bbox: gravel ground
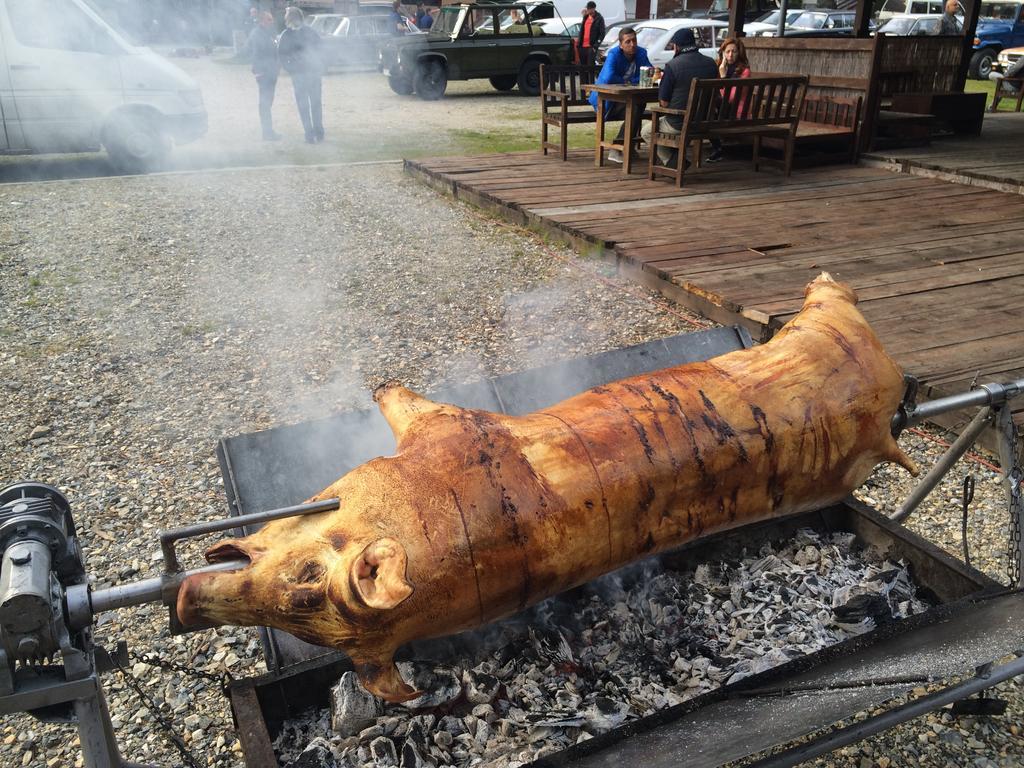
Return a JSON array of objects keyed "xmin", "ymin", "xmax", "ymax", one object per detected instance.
[{"xmin": 1, "ymin": 158, "xmax": 1022, "ymax": 766}]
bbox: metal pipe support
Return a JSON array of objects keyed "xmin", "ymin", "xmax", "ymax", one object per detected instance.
[
  {"xmin": 891, "ymin": 406, "xmax": 993, "ymax": 524},
  {"xmin": 896, "ymin": 377, "xmax": 1024, "ymax": 432},
  {"xmin": 747, "ymin": 653, "xmax": 1024, "ymax": 768}
]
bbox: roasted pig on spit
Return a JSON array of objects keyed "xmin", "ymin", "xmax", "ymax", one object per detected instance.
[{"xmin": 178, "ymin": 273, "xmax": 917, "ymax": 701}]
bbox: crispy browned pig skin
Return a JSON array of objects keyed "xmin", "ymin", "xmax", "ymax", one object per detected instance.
[{"xmin": 177, "ymin": 273, "xmax": 917, "ymax": 702}]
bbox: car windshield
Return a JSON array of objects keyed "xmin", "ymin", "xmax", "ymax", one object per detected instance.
[
  {"xmin": 634, "ymin": 25, "xmax": 666, "ymax": 49},
  {"xmin": 878, "ymin": 16, "xmax": 916, "ymax": 32},
  {"xmin": 881, "ymin": 0, "xmax": 908, "ymax": 10},
  {"xmin": 709, "ymin": 0, "xmax": 729, "ymax": 11},
  {"xmin": 791, "ymin": 11, "xmax": 827, "ymax": 28},
  {"xmin": 430, "ymin": 6, "xmax": 462, "ymax": 36},
  {"xmin": 979, "ymin": 0, "xmax": 1020, "ymax": 17}
]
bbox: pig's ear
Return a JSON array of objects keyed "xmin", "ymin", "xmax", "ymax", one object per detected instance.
[
  {"xmin": 373, "ymin": 382, "xmax": 450, "ymax": 444},
  {"xmin": 351, "ymin": 537, "xmax": 413, "ymax": 610}
]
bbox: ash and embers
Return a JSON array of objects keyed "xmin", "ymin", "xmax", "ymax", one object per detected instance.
[{"xmin": 275, "ymin": 528, "xmax": 929, "ymax": 768}]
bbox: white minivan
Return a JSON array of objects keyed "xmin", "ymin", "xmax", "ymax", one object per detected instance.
[{"xmin": 0, "ymin": 0, "xmax": 207, "ymax": 171}]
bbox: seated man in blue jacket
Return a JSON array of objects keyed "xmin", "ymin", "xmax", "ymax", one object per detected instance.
[{"xmin": 589, "ymin": 27, "xmax": 652, "ymax": 163}]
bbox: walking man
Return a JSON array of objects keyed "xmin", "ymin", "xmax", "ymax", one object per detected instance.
[
  {"xmin": 279, "ymin": 6, "xmax": 325, "ymax": 143},
  {"xmin": 578, "ymin": 1, "xmax": 606, "ymax": 67},
  {"xmin": 248, "ymin": 11, "xmax": 281, "ymax": 141}
]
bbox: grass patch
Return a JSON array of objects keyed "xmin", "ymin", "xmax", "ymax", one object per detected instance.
[{"xmin": 448, "ymin": 127, "xmax": 538, "ymax": 154}]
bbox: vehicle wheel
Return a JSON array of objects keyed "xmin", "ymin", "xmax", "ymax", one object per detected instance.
[
  {"xmin": 414, "ymin": 61, "xmax": 447, "ymax": 100},
  {"xmin": 969, "ymin": 48, "xmax": 995, "ymax": 80},
  {"xmin": 489, "ymin": 75, "xmax": 517, "ymax": 91},
  {"xmin": 104, "ymin": 112, "xmax": 170, "ymax": 173},
  {"xmin": 517, "ymin": 59, "xmax": 543, "ymax": 97},
  {"xmin": 388, "ymin": 74, "xmax": 414, "ymax": 95}
]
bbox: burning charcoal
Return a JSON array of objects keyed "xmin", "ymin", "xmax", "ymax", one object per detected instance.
[
  {"xmin": 400, "ymin": 739, "xmax": 434, "ymax": 768},
  {"xmin": 437, "ymin": 714, "xmax": 466, "ymax": 736},
  {"xmin": 286, "ymin": 738, "xmax": 338, "ymax": 768},
  {"xmin": 433, "ymin": 730, "xmax": 453, "ymax": 749},
  {"xmin": 464, "ymin": 669, "xmax": 502, "ymax": 704},
  {"xmin": 330, "ymin": 672, "xmax": 383, "ymax": 738},
  {"xmin": 369, "ymin": 735, "xmax": 398, "ymax": 764},
  {"xmin": 471, "ymin": 703, "xmax": 496, "ymax": 722},
  {"xmin": 397, "ymin": 663, "xmax": 463, "ymax": 710},
  {"xmin": 581, "ymin": 697, "xmax": 630, "ymax": 731}
]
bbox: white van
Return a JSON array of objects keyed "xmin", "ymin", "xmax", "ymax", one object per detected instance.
[
  {"xmin": 878, "ymin": 0, "xmax": 946, "ymax": 22},
  {"xmin": 0, "ymin": 0, "xmax": 207, "ymax": 172},
  {"xmin": 522, "ymin": 0, "xmax": 626, "ymax": 29}
]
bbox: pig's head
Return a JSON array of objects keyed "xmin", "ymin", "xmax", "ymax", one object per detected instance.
[{"xmin": 176, "ymin": 458, "xmax": 453, "ymax": 702}]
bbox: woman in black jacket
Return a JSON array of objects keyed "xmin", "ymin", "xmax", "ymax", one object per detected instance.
[{"xmin": 278, "ymin": 7, "xmax": 325, "ymax": 143}]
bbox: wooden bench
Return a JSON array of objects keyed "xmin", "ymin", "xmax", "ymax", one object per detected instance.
[
  {"xmin": 991, "ymin": 75, "xmax": 1024, "ymax": 112},
  {"xmin": 648, "ymin": 75, "xmax": 807, "ymax": 187},
  {"xmin": 762, "ymin": 95, "xmax": 862, "ymax": 164},
  {"xmin": 540, "ymin": 64, "xmax": 601, "ymax": 161}
]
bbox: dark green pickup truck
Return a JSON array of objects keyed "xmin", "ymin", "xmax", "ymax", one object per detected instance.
[{"xmin": 379, "ymin": 2, "xmax": 574, "ymax": 99}]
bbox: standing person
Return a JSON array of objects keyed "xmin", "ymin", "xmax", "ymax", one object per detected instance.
[
  {"xmin": 641, "ymin": 28, "xmax": 717, "ymax": 168},
  {"xmin": 389, "ymin": 0, "xmax": 407, "ymax": 34},
  {"xmin": 419, "ymin": 7, "xmax": 434, "ymax": 30},
  {"xmin": 578, "ymin": 1, "xmax": 606, "ymax": 67},
  {"xmin": 278, "ymin": 6, "xmax": 325, "ymax": 143},
  {"xmin": 589, "ymin": 27, "xmax": 652, "ymax": 163},
  {"xmin": 935, "ymin": 0, "xmax": 962, "ymax": 34},
  {"xmin": 707, "ymin": 36, "xmax": 750, "ymax": 162},
  {"xmin": 247, "ymin": 11, "xmax": 281, "ymax": 141}
]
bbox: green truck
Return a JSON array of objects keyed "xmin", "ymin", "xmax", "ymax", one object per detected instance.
[{"xmin": 379, "ymin": 2, "xmax": 575, "ymax": 99}]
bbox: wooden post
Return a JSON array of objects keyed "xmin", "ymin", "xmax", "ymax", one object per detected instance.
[
  {"xmin": 729, "ymin": 0, "xmax": 746, "ymax": 38},
  {"xmin": 859, "ymin": 33, "xmax": 886, "ymax": 154},
  {"xmin": 853, "ymin": 0, "xmax": 873, "ymax": 37},
  {"xmin": 955, "ymin": 0, "xmax": 982, "ymax": 91}
]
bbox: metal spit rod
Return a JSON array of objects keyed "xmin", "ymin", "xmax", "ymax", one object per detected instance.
[
  {"xmin": 159, "ymin": 497, "xmax": 340, "ymax": 573},
  {"xmin": 65, "ymin": 498, "xmax": 342, "ymax": 629},
  {"xmin": 894, "ymin": 377, "xmax": 1024, "ymax": 433}
]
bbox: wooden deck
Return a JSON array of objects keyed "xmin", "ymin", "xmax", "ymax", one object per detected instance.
[
  {"xmin": 863, "ymin": 112, "xmax": 1024, "ymax": 194},
  {"xmin": 407, "ymin": 149, "xmax": 1024, "ymax": 432}
]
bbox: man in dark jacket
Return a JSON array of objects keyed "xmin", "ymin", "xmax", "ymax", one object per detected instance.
[
  {"xmin": 279, "ymin": 6, "xmax": 325, "ymax": 143},
  {"xmin": 578, "ymin": 2, "xmax": 606, "ymax": 67},
  {"xmin": 248, "ymin": 11, "xmax": 281, "ymax": 141},
  {"xmin": 643, "ymin": 27, "xmax": 717, "ymax": 166}
]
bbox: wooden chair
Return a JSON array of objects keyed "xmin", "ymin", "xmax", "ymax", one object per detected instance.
[
  {"xmin": 991, "ymin": 75, "xmax": 1024, "ymax": 112},
  {"xmin": 540, "ymin": 63, "xmax": 601, "ymax": 161},
  {"xmin": 648, "ymin": 75, "xmax": 808, "ymax": 187}
]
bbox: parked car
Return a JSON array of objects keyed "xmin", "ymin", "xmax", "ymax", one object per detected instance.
[
  {"xmin": 876, "ymin": 13, "xmax": 944, "ymax": 35},
  {"xmin": 878, "ymin": 0, "xmax": 946, "ymax": 22},
  {"xmin": 0, "ymin": 0, "xmax": 206, "ymax": 171},
  {"xmin": 971, "ymin": 0, "xmax": 1024, "ymax": 78},
  {"xmin": 668, "ymin": 0, "xmax": 779, "ymax": 26},
  {"xmin": 533, "ymin": 17, "xmax": 583, "ymax": 62},
  {"xmin": 744, "ymin": 8, "xmax": 803, "ymax": 36},
  {"xmin": 757, "ymin": 9, "xmax": 858, "ymax": 35},
  {"xmin": 993, "ymin": 43, "xmax": 1024, "ymax": 71},
  {"xmin": 518, "ymin": 0, "xmax": 626, "ymax": 26},
  {"xmin": 321, "ymin": 14, "xmax": 421, "ymax": 69},
  {"xmin": 596, "ymin": 19, "xmax": 650, "ymax": 62},
  {"xmin": 307, "ymin": 13, "xmax": 346, "ymax": 35},
  {"xmin": 379, "ymin": 2, "xmax": 574, "ymax": 99},
  {"xmin": 599, "ymin": 19, "xmax": 724, "ymax": 67}
]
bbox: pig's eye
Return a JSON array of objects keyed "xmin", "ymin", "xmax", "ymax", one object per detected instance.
[{"xmin": 295, "ymin": 561, "xmax": 325, "ymax": 584}]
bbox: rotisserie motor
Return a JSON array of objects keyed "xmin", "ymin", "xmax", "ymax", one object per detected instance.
[{"xmin": 178, "ymin": 273, "xmax": 917, "ymax": 701}]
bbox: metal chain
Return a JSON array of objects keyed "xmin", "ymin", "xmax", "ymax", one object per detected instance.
[
  {"xmin": 1008, "ymin": 464, "xmax": 1023, "ymax": 588},
  {"xmin": 961, "ymin": 474, "xmax": 975, "ymax": 569},
  {"xmin": 111, "ymin": 654, "xmax": 206, "ymax": 768},
  {"xmin": 129, "ymin": 649, "xmax": 235, "ymax": 697}
]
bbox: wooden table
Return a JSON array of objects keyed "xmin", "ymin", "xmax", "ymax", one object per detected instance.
[{"xmin": 583, "ymin": 83, "xmax": 660, "ymax": 175}]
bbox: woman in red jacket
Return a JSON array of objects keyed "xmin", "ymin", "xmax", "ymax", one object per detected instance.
[{"xmin": 708, "ymin": 37, "xmax": 751, "ymax": 163}]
